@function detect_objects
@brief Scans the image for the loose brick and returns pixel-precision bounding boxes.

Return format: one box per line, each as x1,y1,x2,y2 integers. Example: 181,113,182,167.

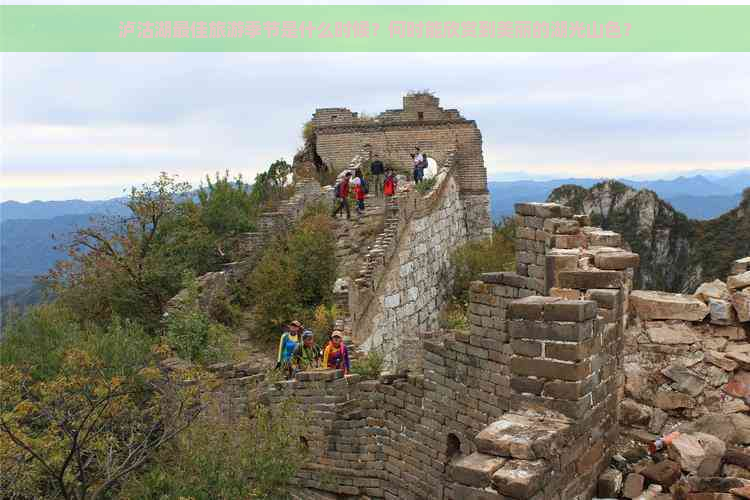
543,300,597,322
558,270,624,289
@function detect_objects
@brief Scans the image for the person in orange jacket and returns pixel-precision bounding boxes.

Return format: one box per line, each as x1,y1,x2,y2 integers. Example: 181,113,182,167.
322,331,350,374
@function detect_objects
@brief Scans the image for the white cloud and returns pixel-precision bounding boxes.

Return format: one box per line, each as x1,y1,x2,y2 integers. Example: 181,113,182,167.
2,51,749,201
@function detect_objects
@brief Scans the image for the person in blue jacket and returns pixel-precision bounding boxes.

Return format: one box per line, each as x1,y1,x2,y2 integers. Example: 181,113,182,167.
276,320,302,378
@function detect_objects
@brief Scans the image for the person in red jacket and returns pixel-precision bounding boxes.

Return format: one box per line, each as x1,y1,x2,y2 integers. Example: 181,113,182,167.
331,171,352,219
383,168,397,198
352,168,366,216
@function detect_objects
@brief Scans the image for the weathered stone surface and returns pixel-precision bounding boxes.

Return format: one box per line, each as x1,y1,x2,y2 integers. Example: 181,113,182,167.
474,413,570,460
728,271,750,291
622,473,645,499
588,229,622,247
724,463,750,480
543,217,580,235
448,483,507,500
688,476,750,493
654,389,695,409
597,468,623,498
709,298,738,326
630,291,710,321
725,371,750,399
695,432,726,476
491,459,549,499
712,324,747,340
645,322,700,345
732,413,750,444
558,270,624,289
732,485,750,499
549,287,582,300
727,352,750,370
542,299,597,322
732,289,750,322
661,363,706,396
668,433,706,473
595,251,640,270
508,296,558,320
694,279,731,302
732,257,750,275
641,459,681,487
448,452,506,487
706,350,740,371
620,398,652,427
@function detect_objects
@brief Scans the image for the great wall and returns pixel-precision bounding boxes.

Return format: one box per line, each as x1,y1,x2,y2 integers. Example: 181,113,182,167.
181,94,750,499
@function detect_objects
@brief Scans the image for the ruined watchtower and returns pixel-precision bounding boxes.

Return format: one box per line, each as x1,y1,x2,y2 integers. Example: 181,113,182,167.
309,93,490,240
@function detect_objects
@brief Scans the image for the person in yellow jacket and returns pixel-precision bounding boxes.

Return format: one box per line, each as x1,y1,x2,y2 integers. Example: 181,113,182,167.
322,331,350,375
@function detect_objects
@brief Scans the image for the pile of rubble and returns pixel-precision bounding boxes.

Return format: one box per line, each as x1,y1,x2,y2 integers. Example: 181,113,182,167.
595,257,750,498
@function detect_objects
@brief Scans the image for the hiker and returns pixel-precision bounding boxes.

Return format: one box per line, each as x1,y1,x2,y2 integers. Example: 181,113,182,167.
276,320,302,378
331,171,352,220
383,168,397,198
352,168,367,216
323,330,350,374
292,330,322,373
370,154,385,197
413,147,425,183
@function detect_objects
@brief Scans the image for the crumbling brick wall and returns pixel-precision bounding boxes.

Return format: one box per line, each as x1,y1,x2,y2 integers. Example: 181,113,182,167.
220,201,639,499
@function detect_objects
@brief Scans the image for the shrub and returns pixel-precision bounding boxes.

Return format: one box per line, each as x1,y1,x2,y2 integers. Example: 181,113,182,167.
0,303,152,382
351,350,385,380
302,120,315,144
197,171,257,237
439,303,469,331
415,176,438,194
449,223,516,305
165,274,232,364
243,209,337,340
120,400,309,499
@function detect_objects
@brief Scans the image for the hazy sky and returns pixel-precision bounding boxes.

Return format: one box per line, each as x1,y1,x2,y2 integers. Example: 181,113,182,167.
2,4,750,201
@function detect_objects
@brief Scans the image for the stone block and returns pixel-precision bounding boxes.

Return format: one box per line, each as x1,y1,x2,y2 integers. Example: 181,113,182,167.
511,339,542,358
549,233,587,249
511,356,591,382
544,338,594,362
448,452,506,487
695,279,731,302
475,413,571,460
514,202,571,219
509,319,594,342
585,289,621,309
543,217,580,235
507,296,558,320
588,230,622,247
542,378,594,400
549,287,583,300
644,322,700,345
543,300,597,322
732,257,750,275
594,251,640,270
510,376,545,395
729,271,750,291
630,290,710,321
558,270,624,290
480,271,528,289
709,298,738,326
491,459,549,499
732,289,750,322
295,369,343,382
598,468,623,498
622,473,645,499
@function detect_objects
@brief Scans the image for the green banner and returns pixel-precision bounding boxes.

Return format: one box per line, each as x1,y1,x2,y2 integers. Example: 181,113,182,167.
1,5,749,52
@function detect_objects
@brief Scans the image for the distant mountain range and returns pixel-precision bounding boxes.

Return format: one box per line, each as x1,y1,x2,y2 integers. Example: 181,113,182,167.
489,169,750,221
1,169,749,309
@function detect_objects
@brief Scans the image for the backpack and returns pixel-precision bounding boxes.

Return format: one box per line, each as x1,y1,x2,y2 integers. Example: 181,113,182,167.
384,177,395,196
334,182,342,198
361,178,369,194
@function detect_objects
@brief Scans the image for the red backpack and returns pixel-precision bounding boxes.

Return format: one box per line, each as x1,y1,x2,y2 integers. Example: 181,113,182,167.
384,177,395,196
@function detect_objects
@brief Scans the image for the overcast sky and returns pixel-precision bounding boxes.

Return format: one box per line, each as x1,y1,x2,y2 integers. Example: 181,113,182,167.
2,4,750,201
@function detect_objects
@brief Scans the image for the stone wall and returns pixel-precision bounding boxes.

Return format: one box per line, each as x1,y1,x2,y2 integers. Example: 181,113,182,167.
211,200,644,499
